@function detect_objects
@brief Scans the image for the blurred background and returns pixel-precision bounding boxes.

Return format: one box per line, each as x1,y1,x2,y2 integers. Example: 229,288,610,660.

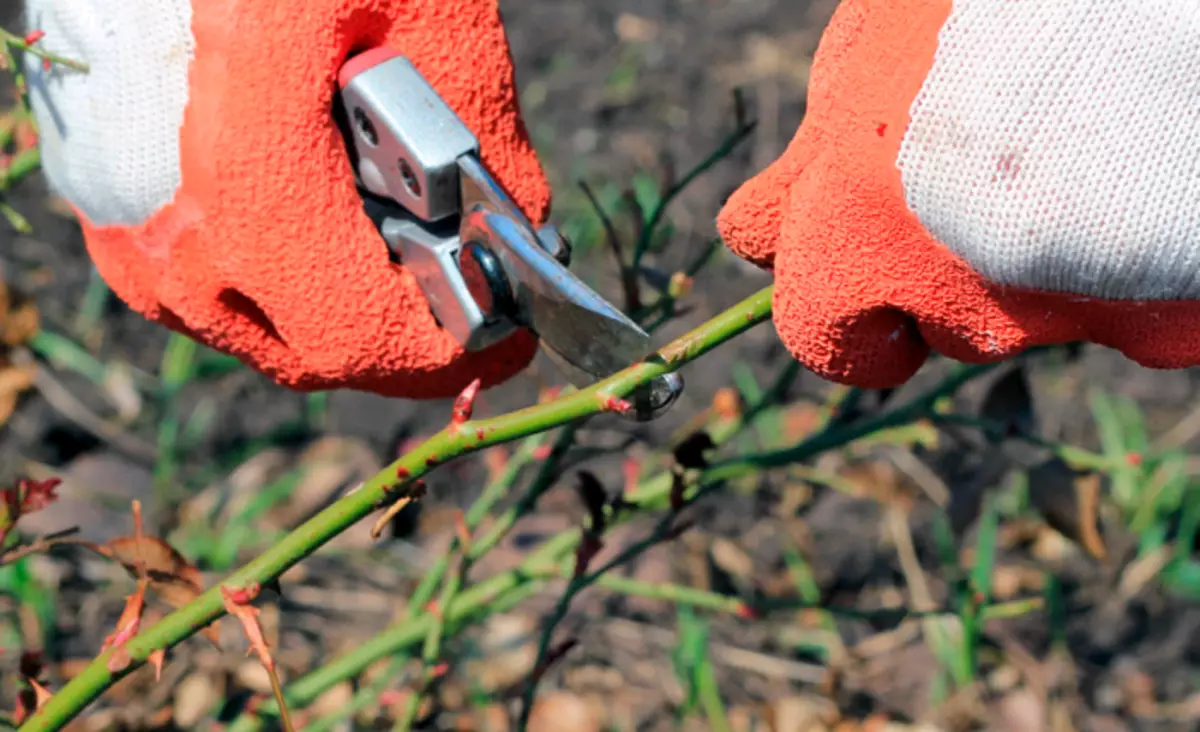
2,1,1200,730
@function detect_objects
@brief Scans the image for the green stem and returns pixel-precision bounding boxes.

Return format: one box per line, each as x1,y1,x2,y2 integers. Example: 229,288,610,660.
707,362,998,473
2,147,40,189
695,658,731,732
234,365,780,729
400,428,579,728
301,657,406,732
0,28,90,72
517,493,697,727
249,358,1036,730
236,428,579,730
21,287,774,732
230,531,579,732
632,118,756,267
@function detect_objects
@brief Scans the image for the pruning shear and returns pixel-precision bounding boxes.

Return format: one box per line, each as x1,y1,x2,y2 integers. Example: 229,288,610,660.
337,48,683,420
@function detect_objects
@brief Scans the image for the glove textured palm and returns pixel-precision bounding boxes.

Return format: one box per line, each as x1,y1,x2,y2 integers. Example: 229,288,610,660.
719,0,1200,387
25,0,549,397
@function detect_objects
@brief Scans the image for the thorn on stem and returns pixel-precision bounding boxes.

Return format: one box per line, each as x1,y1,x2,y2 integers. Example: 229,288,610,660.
450,378,482,430
735,602,761,620
220,584,272,670
599,394,633,415
370,480,427,539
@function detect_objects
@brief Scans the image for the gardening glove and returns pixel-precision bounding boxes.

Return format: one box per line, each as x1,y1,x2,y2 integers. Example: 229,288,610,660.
22,0,550,398
718,0,1200,389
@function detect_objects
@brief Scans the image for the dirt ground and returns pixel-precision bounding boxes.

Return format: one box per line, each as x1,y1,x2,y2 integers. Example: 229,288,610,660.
2,1,1200,730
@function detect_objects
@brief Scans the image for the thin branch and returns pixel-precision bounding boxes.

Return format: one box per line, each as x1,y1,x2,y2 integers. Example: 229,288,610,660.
20,286,775,732
0,27,89,72
579,180,641,313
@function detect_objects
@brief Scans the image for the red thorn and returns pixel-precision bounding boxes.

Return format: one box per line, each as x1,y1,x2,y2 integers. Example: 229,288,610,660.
23,30,45,45
450,378,482,428
41,57,51,72
430,662,450,679
735,603,760,620
532,444,552,460
16,477,61,514
475,427,486,441
223,582,261,605
599,394,633,414
1126,452,1143,467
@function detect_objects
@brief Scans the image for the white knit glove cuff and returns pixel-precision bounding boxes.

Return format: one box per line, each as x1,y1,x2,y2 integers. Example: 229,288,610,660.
23,0,193,227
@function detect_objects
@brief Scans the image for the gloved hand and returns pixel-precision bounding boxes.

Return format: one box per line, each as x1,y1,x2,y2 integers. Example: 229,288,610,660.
719,0,1200,388
23,0,549,398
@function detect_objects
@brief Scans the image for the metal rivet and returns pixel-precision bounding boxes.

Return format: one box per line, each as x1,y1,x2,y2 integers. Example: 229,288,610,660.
627,373,685,422
460,241,514,323
353,107,378,147
399,158,421,198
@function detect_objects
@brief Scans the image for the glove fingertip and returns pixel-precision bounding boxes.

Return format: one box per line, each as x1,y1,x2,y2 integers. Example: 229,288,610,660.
717,164,796,269
774,283,930,389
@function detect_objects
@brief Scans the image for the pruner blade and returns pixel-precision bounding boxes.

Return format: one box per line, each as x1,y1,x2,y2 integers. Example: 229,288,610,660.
337,48,683,420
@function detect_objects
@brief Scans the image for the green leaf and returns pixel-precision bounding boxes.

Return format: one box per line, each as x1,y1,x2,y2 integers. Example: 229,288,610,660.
970,494,1000,606
161,332,199,393
731,362,763,405
1089,390,1141,509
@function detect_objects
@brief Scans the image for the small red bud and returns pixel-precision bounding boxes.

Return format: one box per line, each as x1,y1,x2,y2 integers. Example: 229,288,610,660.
735,603,760,620
450,378,481,428
532,444,552,460
224,582,261,605
599,394,633,414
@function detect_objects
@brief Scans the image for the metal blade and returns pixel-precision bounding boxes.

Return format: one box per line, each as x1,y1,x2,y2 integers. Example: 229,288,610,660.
455,156,685,419
457,157,651,383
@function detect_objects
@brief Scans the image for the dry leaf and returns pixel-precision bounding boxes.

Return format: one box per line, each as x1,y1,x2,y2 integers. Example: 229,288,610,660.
1028,459,1107,560
0,362,36,426
2,296,40,346
102,503,219,645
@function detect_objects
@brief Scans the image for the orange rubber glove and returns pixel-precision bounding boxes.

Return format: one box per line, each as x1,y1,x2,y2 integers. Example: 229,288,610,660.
24,0,549,398
719,0,1200,388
